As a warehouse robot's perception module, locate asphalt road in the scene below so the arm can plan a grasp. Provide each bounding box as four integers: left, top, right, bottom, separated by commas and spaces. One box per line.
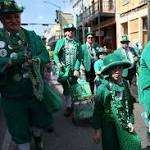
0, 78, 150, 150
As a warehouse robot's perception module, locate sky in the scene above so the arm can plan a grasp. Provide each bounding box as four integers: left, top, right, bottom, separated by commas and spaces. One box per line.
15, 0, 73, 36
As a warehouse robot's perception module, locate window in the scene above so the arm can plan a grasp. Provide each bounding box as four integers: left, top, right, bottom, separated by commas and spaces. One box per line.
142, 17, 147, 45
121, 22, 128, 35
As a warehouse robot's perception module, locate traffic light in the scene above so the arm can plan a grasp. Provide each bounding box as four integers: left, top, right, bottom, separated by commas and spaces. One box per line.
55, 10, 60, 23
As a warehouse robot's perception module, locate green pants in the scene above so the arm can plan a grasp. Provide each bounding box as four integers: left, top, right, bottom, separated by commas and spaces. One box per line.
101, 120, 120, 150
1, 97, 53, 144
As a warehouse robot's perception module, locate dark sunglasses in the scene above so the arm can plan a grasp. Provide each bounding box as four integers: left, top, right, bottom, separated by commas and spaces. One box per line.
65, 29, 74, 32
87, 36, 94, 39
121, 41, 129, 44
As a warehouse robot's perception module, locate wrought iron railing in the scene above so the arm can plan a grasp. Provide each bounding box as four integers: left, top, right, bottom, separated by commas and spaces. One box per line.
77, 0, 115, 24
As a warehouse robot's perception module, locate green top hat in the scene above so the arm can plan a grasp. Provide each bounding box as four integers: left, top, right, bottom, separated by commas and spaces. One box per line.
120, 34, 130, 43
86, 32, 95, 37
0, 0, 24, 15
101, 53, 131, 75
63, 23, 76, 31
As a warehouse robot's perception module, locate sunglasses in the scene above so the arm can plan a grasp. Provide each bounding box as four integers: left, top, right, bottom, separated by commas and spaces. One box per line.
87, 36, 94, 39
65, 29, 74, 32
121, 41, 129, 44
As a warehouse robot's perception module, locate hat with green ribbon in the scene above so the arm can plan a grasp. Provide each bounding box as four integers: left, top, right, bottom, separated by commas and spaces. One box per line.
0, 0, 24, 15
120, 34, 130, 43
101, 53, 131, 75
63, 23, 76, 32
86, 32, 95, 37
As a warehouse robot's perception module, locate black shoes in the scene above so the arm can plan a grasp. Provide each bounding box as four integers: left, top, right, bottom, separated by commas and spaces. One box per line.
64, 107, 73, 117
33, 136, 44, 150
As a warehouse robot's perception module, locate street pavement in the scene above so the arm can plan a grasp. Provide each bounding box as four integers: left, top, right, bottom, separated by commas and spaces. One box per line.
0, 78, 150, 150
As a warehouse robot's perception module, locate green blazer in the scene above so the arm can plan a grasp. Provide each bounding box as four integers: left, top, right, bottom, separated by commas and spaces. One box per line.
0, 28, 49, 82
0, 28, 62, 112
81, 43, 98, 72
139, 41, 150, 105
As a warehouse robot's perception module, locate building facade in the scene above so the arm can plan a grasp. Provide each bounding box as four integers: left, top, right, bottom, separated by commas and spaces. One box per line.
116, 0, 147, 48
71, 0, 116, 52
44, 12, 74, 50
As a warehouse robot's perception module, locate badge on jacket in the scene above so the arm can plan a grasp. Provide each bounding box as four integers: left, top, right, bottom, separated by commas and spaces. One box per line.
0, 41, 5, 49
0, 49, 7, 57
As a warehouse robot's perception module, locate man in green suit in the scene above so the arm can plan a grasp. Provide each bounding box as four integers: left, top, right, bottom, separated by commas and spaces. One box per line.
0, 0, 58, 149
81, 32, 99, 94
114, 35, 138, 85
139, 41, 150, 136
53, 23, 82, 117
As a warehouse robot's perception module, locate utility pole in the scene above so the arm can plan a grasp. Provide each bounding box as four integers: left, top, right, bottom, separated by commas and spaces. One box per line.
148, 0, 150, 41
43, 0, 63, 38
81, 0, 85, 43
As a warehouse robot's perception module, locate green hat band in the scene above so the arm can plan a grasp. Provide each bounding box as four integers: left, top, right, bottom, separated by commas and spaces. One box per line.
63, 23, 76, 31
120, 34, 130, 43
0, 0, 24, 14
101, 53, 131, 75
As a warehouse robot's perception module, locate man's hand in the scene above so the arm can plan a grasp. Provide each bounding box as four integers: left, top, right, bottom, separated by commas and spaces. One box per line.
74, 70, 79, 77
127, 123, 134, 132
57, 63, 62, 70
93, 129, 102, 144
134, 56, 138, 62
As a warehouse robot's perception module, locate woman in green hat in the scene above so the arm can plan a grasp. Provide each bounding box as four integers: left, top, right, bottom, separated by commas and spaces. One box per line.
92, 53, 141, 150
94, 46, 107, 87
53, 23, 82, 117
0, 0, 62, 150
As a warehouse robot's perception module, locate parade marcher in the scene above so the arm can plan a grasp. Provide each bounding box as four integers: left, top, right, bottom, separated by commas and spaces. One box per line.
114, 35, 138, 85
93, 53, 141, 150
138, 41, 150, 136
94, 47, 107, 87
0, 1, 62, 150
45, 46, 53, 83
81, 32, 99, 94
53, 23, 82, 117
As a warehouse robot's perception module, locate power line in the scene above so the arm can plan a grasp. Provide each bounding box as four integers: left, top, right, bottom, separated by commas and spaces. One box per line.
21, 23, 55, 26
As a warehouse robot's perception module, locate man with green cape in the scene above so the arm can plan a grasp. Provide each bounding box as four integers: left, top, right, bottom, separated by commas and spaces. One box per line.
0, 0, 62, 150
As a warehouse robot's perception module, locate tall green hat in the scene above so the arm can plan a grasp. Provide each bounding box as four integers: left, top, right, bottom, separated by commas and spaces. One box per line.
0, 0, 24, 15
120, 34, 130, 43
86, 32, 95, 37
63, 23, 76, 31
101, 53, 131, 75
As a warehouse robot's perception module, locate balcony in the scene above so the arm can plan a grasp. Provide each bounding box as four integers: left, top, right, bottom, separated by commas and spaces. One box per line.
77, 0, 115, 25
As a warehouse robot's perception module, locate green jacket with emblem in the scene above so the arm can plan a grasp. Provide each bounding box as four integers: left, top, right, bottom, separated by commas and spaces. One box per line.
139, 42, 150, 105
81, 43, 99, 72
0, 28, 62, 113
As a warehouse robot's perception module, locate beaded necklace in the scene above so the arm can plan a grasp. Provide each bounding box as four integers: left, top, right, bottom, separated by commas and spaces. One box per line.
109, 80, 130, 129
4, 29, 27, 51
